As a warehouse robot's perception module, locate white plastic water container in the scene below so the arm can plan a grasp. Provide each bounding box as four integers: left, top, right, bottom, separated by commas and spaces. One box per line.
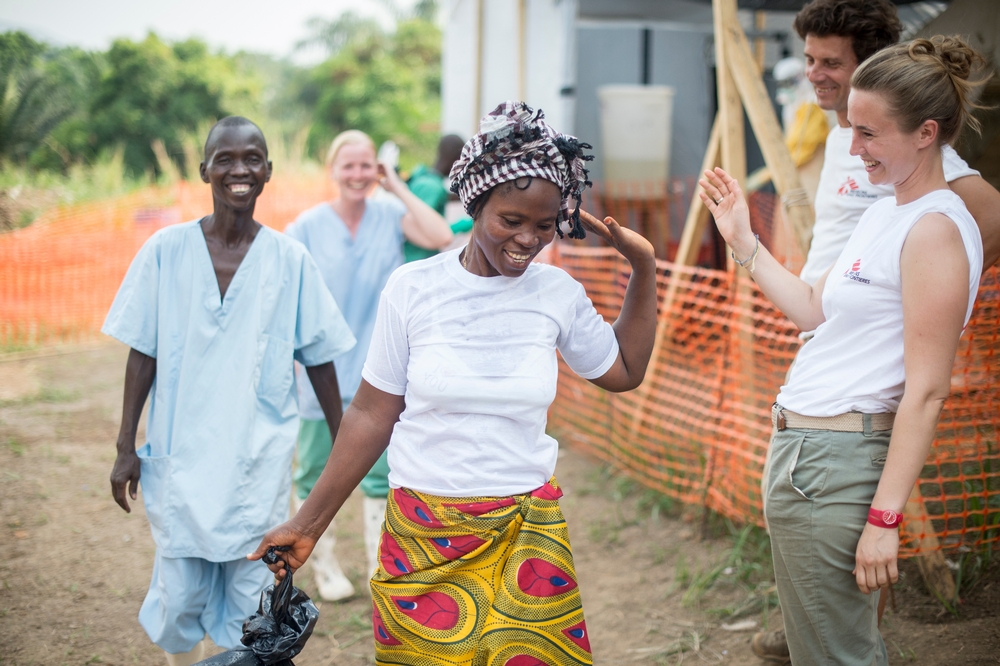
597, 85, 675, 199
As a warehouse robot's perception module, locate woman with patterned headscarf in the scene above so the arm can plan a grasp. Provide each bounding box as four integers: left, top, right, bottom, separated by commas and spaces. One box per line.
251, 102, 657, 663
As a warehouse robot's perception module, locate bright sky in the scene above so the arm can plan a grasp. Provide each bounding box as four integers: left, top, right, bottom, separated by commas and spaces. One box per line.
0, 0, 409, 61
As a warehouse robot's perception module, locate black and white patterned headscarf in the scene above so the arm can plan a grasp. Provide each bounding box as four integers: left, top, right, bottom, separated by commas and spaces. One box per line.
449, 101, 594, 239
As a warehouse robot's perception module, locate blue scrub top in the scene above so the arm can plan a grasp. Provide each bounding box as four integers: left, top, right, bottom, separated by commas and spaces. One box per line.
285, 198, 406, 418
102, 220, 356, 561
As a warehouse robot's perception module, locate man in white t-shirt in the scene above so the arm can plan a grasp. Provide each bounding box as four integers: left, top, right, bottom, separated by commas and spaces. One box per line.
753, 1, 1000, 663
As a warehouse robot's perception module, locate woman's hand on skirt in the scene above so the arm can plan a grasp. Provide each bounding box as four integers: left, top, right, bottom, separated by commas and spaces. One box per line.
853, 522, 900, 594
247, 522, 319, 579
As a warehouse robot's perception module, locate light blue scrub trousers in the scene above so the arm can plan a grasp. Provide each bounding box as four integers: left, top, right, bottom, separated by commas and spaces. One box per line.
139, 550, 272, 653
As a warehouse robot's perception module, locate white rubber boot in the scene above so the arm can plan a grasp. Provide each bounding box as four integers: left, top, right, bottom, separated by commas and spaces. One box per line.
164, 638, 206, 666
364, 496, 388, 575
292, 495, 355, 601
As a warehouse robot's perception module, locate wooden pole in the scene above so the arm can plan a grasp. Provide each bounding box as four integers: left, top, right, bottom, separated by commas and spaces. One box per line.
753, 11, 766, 72
721, 13, 813, 255
723, 8, 954, 600
675, 118, 721, 267
903, 483, 958, 604
618, 0, 956, 604
714, 0, 746, 187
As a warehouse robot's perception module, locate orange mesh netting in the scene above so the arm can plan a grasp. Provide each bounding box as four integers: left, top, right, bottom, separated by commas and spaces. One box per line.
549, 187, 999, 557
0, 175, 332, 348
549, 243, 1000, 557
2, 180, 998, 557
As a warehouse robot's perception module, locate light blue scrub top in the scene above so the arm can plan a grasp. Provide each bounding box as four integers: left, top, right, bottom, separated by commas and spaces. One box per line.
285, 198, 406, 419
102, 220, 356, 561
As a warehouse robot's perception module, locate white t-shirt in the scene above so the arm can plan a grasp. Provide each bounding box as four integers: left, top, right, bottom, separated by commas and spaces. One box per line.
361, 249, 620, 496
798, 126, 979, 284
778, 189, 982, 416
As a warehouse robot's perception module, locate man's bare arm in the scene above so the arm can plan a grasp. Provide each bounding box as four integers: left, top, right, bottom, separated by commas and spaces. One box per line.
305, 361, 345, 443
950, 175, 1000, 271
110, 348, 155, 513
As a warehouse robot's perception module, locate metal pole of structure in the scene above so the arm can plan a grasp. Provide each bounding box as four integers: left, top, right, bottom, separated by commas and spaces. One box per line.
518, 0, 527, 101
474, 0, 485, 134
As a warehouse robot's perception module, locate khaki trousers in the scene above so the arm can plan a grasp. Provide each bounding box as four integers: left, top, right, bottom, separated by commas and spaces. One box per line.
764, 425, 892, 666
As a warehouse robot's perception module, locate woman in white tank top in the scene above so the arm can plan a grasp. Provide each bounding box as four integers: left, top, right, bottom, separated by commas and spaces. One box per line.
700, 37, 986, 665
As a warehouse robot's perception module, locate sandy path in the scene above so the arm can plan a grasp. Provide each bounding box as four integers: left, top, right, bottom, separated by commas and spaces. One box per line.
1, 344, 994, 665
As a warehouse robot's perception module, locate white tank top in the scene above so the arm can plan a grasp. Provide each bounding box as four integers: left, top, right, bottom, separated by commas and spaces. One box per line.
798, 127, 978, 285
777, 189, 982, 416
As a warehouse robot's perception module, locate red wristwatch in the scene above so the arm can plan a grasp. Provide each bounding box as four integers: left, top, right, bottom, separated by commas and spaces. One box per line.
867, 508, 902, 529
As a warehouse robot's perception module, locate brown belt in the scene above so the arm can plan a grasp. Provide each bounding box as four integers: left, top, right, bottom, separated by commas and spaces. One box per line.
771, 403, 895, 433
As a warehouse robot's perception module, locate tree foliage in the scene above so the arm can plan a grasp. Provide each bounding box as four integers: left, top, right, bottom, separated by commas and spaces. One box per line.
0, 32, 96, 168
88, 35, 232, 177
0, 2, 443, 177
298, 12, 442, 168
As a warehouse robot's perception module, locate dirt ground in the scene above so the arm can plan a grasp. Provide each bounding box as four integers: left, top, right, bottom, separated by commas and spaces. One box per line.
1, 344, 997, 665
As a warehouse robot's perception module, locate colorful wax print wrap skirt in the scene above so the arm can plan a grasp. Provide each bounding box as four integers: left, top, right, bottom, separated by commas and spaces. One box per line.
370, 478, 592, 665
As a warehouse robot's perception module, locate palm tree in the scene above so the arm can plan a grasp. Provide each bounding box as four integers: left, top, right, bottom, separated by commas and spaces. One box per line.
0, 32, 75, 167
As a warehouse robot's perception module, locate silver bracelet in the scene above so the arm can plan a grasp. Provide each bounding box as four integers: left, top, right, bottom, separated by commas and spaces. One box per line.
731, 234, 760, 273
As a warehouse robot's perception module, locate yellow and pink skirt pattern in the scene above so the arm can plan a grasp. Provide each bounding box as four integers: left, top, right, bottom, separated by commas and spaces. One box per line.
369, 478, 592, 665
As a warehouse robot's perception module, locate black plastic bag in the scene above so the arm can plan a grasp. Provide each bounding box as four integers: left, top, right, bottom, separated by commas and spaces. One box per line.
195, 547, 320, 666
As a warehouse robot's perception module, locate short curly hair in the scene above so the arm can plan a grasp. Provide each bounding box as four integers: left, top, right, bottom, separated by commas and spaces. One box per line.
793, 0, 902, 65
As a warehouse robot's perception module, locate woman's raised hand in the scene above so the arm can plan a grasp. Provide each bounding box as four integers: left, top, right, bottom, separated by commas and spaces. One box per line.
377, 161, 406, 196
699, 168, 756, 258
578, 210, 655, 267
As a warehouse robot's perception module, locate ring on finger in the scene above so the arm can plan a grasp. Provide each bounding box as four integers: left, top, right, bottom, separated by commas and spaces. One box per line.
714, 196, 723, 205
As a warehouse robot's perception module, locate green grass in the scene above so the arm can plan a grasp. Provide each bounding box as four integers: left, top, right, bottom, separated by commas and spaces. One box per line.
637, 487, 681, 522
0, 386, 80, 408
647, 631, 707, 664
954, 540, 995, 598
665, 515, 779, 626
7, 438, 24, 456
890, 639, 917, 662
0, 341, 41, 355
0, 149, 146, 231
36, 387, 79, 403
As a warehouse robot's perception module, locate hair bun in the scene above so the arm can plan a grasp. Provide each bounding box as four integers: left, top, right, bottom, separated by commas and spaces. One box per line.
908, 35, 984, 82
853, 34, 989, 145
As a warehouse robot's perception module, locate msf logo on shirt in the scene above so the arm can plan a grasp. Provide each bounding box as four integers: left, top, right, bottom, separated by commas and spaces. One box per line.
844, 259, 871, 284
837, 177, 878, 200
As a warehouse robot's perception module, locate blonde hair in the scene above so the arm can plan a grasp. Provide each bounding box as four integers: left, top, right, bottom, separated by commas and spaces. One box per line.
325, 130, 376, 167
851, 35, 989, 145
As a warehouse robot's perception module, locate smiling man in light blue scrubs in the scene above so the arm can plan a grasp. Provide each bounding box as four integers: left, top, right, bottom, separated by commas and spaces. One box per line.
103, 117, 356, 666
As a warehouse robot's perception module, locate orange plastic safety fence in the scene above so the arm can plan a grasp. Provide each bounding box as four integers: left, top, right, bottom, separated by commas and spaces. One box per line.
549, 244, 1000, 558
0, 175, 333, 349
4, 180, 998, 558
549, 240, 1000, 555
